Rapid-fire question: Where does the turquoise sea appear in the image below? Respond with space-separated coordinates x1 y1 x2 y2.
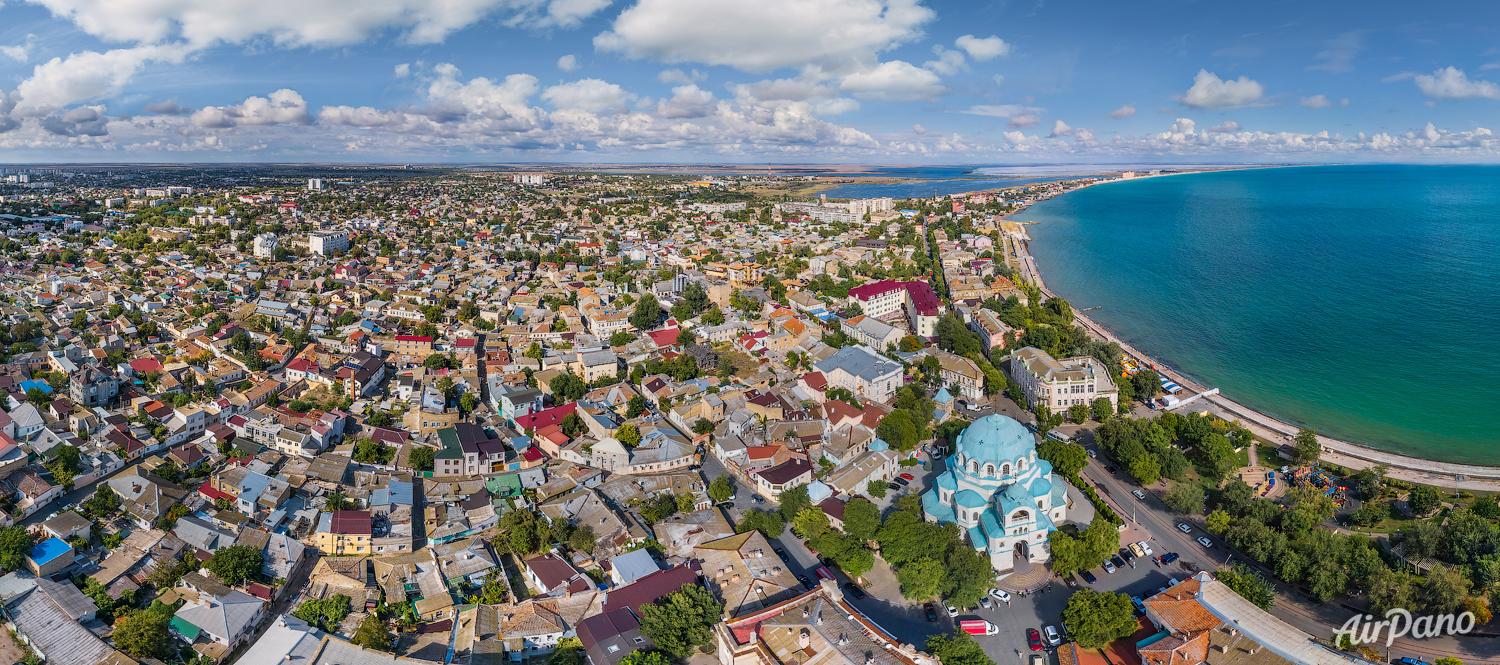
1021 164 1500 464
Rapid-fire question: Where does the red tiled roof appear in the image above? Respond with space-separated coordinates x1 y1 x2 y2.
515 402 578 431
330 510 372 535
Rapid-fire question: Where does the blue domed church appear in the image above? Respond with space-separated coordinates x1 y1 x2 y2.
921 414 1067 575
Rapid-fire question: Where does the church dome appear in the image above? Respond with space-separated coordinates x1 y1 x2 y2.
954 414 1034 467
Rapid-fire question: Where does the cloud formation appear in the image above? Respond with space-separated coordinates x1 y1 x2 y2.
1300 95 1331 108
191 89 311 128
1107 104 1135 118
1414 67 1500 101
1179 69 1264 109
557 55 580 72
954 34 1010 60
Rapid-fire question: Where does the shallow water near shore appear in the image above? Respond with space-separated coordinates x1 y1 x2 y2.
1022 164 1500 464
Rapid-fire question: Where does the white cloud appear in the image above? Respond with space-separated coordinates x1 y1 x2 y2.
1414 67 1500 101
1482 63 1500 71
911 123 926 133
27 0 612 48
1179 69 1264 109
191 89 311 128
924 46 965 76
0 36 34 62
1208 120 1240 133
656 69 705 84
1107 104 1135 118
1300 95 1331 108
394 63 412 78
1073 127 1094 142
1007 114 1039 128
41 104 109 136
1382 72 1416 83
541 78 634 113
557 55 580 72
954 34 1010 60
1305 31 1362 74
317 105 408 127
143 100 192 115
1340 98 1350 107
13 43 191 115
838 60 943 100
961 104 1040 118
594 0 934 72
654 84 716 118
1047 119 1072 137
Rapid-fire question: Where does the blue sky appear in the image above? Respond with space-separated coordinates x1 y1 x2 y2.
2 0 1500 162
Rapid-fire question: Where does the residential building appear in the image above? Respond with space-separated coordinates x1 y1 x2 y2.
308 231 349 256
314 510 372 555
714 581 939 665
930 349 985 400
812 345 903 404
1006 346 1119 412
847 280 941 338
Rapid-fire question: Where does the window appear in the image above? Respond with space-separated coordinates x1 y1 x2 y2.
633 637 646 645
1001 464 1010 476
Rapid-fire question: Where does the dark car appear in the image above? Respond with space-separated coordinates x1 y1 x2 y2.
1118 547 1135 562
1080 570 1097 584
1161 552 1180 564
923 603 938 622
796 575 813 589
1111 554 1127 569
1027 628 1043 651
1062 574 1079 588
820 556 834 568
1105 465 1118 473
893 477 910 486
774 547 788 561
843 582 867 600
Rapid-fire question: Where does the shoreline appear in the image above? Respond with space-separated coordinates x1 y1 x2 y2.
1010 172 1500 490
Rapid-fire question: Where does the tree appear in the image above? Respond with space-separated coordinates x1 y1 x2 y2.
567 525 596 554
1423 563 1471 614
865 480 887 499
637 584 722 658
1062 589 1139 648
550 637 587 665
1128 454 1161 486
896 557 946 600
876 409 920 452
708 476 734 503
1206 509 1232 534
736 510 785 539
779 485 811 523
1215 478 1254 516
113 610 171 658
352 615 391 652
550 373 587 402
205 545 264 585
1217 564 1275 610
924 632 993 665
325 490 353 512
616 423 641 447
460 393 478 412
409 446 435 471
630 293 662 330
692 418 714 436
293 595 352 631
701 307 725 326
626 395 648 418
560 412 586 437
1092 397 1113 422
1068 404 1089 424
0 526 32 571
842 497 881 542
86 484 122 517
1294 428 1320 466
609 331 636 346
1163 482 1206 514
793 507 830 540
1407 485 1441 516
619 652 671 665
1037 440 1088 477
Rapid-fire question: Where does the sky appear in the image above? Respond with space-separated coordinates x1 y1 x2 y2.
2 0 1500 163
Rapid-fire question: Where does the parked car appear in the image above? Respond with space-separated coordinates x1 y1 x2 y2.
1129 543 1145 558
1086 449 1097 458
751 495 764 504
796 575 812 589
1176 523 1192 534
774 547 788 561
1394 658 1429 665
1160 552 1180 564
1102 560 1116 574
1080 570 1097 584
989 588 1012 603
1118 547 1134 562
893 477 910 486
1131 596 1145 615
843 582 867 599
1027 629 1043 651
1111 554 1127 569
1062 574 1079 588
923 603 938 622
1131 489 1146 500
1029 655 1046 665
1043 625 1062 647
1105 465 1118 473
1198 536 1213 548
1138 541 1153 556
945 602 958 616
979 595 993 609
899 473 915 481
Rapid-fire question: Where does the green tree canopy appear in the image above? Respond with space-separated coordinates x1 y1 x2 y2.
637 584 723 658
1062 589 1139 648
204 545 264 585
842 497 881 542
925 632 993 665
352 615 391 652
113 610 172 658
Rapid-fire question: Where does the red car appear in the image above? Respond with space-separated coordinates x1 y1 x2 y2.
899 473 915 481
1027 629 1043 651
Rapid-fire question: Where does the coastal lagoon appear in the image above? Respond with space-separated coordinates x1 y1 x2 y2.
1023 164 1500 463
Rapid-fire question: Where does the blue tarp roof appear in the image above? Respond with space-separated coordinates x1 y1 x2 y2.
18 380 51 394
28 537 71 565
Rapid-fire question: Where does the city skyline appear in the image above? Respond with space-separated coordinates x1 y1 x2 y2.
3 0 1500 162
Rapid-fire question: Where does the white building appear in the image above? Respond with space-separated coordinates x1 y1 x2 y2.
921 414 1066 575
307 178 323 191
253 233 279 258
513 173 547 185
811 344 903 404
308 231 349 256
1006 346 1119 412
